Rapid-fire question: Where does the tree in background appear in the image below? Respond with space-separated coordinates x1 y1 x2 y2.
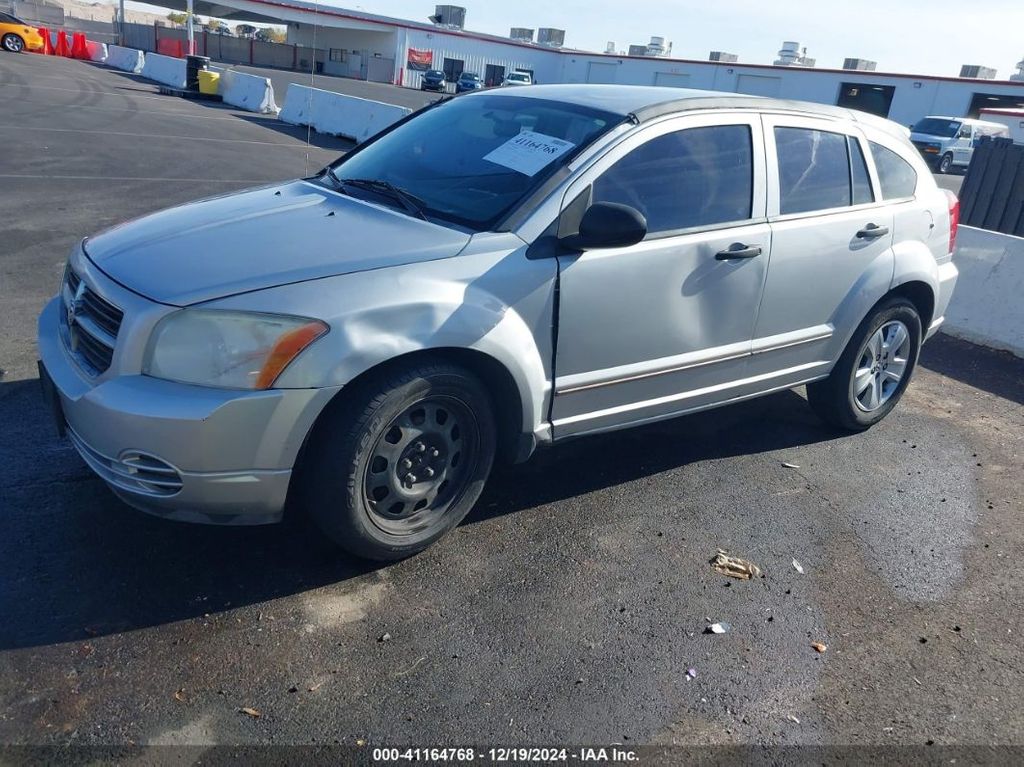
166 12 188 25
256 27 287 43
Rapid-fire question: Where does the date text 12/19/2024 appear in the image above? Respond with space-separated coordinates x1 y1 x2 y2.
372 747 640 762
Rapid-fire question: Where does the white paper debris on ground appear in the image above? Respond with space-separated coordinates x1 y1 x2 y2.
782 461 801 469
792 559 805 574
707 622 730 634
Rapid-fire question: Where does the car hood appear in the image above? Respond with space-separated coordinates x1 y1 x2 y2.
85 180 472 306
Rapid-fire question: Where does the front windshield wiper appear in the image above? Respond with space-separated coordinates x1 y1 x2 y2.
331 176 429 221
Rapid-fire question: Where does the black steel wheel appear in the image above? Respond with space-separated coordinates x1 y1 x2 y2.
301 361 496 560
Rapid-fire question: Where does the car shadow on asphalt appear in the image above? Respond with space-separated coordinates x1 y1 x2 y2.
918 333 1024 406
0 379 839 652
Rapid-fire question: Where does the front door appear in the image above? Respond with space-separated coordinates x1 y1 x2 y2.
485 64 506 87
750 116 894 382
551 114 770 437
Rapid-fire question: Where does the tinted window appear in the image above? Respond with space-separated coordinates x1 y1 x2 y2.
850 137 874 205
592 125 753 235
870 142 917 199
775 127 851 214
0 12 19 22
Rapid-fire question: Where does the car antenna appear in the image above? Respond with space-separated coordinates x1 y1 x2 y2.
303 0 320 177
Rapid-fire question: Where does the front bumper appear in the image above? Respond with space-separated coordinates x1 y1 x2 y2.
38 295 340 525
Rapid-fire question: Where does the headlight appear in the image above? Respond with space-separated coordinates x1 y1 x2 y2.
143 310 328 389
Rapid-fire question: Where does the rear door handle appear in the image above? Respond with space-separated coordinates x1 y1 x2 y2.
715 243 762 260
856 224 889 239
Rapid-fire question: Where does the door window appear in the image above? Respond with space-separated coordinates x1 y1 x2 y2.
869 142 918 199
775 127 853 214
849 137 874 205
591 124 753 236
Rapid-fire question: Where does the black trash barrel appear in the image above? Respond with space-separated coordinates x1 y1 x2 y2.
185 55 211 91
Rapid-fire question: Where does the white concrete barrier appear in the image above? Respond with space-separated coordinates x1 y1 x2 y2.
85 40 107 63
219 68 278 114
141 52 186 89
106 45 144 74
944 226 1024 357
279 85 412 143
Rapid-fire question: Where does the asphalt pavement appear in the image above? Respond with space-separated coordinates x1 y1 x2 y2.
1 53 1023 751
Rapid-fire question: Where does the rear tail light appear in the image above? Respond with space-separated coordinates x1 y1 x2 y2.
945 189 960 255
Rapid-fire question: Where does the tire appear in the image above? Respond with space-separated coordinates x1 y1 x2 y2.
2 34 25 53
937 153 953 174
300 361 497 561
806 296 922 431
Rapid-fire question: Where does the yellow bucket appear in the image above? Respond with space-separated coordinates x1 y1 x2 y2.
198 70 220 96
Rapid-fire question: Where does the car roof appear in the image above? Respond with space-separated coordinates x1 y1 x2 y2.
469 84 905 133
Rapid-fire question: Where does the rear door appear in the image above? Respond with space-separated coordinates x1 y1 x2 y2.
751 115 894 382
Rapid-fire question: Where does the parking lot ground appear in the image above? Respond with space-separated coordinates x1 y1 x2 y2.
2 54 1023 749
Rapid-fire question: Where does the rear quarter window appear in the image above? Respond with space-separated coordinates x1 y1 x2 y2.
869 142 918 200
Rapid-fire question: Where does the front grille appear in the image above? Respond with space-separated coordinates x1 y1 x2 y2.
60 267 123 375
68 428 183 497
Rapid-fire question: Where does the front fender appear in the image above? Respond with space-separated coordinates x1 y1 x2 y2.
210 235 557 437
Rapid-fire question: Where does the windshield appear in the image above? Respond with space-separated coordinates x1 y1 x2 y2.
461 73 480 81
509 74 530 82
329 95 620 230
425 70 443 77
912 118 962 138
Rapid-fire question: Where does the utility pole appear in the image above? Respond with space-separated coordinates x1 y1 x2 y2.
187 0 194 55
118 0 125 45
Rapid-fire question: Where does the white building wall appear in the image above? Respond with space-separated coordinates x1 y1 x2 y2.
397 28 561 89
287 25 397 80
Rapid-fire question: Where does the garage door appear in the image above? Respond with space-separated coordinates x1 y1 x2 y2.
735 74 781 97
587 62 618 84
367 57 395 83
654 72 691 88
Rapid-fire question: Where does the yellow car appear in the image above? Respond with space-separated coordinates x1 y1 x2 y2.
0 12 44 53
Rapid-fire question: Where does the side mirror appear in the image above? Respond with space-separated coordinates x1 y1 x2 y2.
562 202 647 250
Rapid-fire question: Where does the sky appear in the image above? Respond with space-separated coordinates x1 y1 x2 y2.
121 0 1024 78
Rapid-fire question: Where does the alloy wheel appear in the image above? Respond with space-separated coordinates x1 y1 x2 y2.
852 320 911 412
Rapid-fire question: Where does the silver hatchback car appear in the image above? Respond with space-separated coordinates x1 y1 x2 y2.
38 85 959 560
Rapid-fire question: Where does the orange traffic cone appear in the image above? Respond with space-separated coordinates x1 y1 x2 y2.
39 27 54 55
55 30 70 57
70 32 88 59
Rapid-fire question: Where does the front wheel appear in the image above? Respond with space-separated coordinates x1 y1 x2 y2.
2 34 25 53
300 361 497 561
937 153 953 174
807 297 922 431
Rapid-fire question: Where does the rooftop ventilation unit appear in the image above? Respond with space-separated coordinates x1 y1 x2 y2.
429 5 466 30
1011 56 1024 82
537 28 565 48
510 27 534 42
960 64 997 79
774 41 814 67
647 36 667 56
605 41 616 54
843 58 877 71
628 44 648 57
709 51 738 63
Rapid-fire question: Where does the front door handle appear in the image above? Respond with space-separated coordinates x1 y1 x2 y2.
715 242 762 260
856 223 889 239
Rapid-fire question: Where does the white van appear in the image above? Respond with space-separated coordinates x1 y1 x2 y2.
910 116 1011 173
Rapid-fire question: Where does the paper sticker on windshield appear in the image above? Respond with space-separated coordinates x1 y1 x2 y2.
483 131 576 176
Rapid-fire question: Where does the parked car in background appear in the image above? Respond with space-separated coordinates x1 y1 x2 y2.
421 69 447 92
38 86 958 561
910 116 1010 173
455 72 483 93
0 12 44 53
502 71 533 87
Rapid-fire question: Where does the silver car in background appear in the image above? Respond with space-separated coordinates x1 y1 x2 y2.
38 85 959 560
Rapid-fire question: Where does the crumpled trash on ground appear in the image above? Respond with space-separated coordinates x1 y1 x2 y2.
710 549 761 580
706 622 731 634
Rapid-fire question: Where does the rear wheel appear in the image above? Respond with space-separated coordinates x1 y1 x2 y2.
2 34 25 53
301 361 496 561
807 297 921 431
938 153 953 174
